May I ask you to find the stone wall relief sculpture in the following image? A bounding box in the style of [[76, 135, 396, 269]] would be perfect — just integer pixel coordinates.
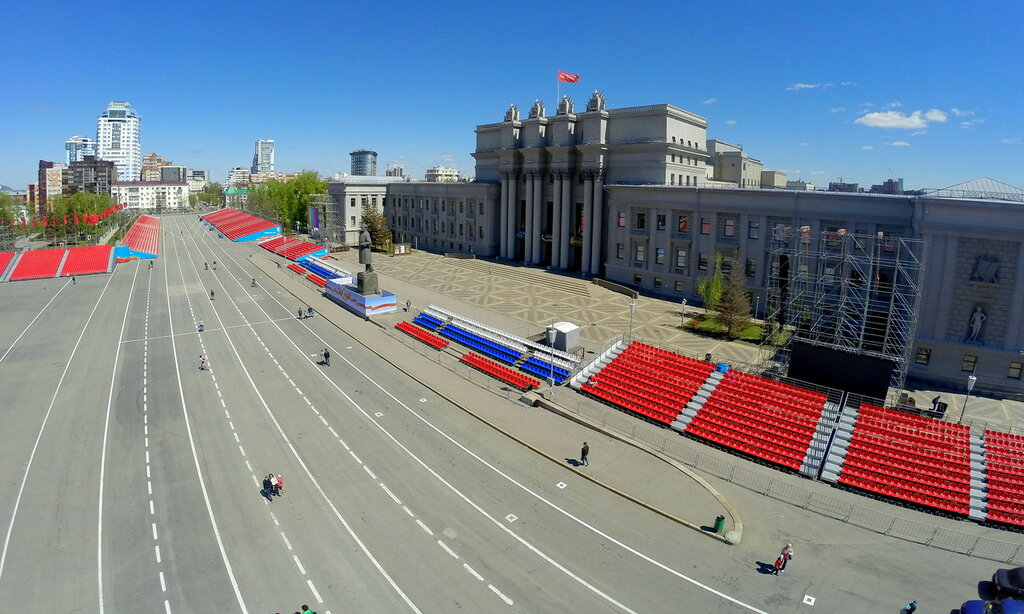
[[971, 254, 1000, 283]]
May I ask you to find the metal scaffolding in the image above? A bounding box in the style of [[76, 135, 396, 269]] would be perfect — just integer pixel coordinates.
[[309, 193, 348, 249], [758, 227, 925, 402]]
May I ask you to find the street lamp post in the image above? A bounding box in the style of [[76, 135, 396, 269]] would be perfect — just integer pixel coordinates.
[[680, 299, 688, 328], [546, 325, 557, 391], [754, 296, 761, 321], [957, 374, 978, 425], [628, 298, 637, 342]]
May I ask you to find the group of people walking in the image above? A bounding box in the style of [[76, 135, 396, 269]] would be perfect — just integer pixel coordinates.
[[262, 474, 285, 499]]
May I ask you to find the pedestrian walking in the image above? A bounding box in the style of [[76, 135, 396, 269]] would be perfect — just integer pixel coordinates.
[[301, 605, 314, 614], [71, 276, 76, 285], [404, 299, 411, 312], [205, 262, 208, 270], [262, 475, 274, 501], [580, 442, 589, 466], [199, 355, 206, 370], [307, 306, 314, 319], [277, 474, 285, 494], [902, 601, 917, 614], [779, 543, 794, 573], [298, 308, 303, 320], [210, 289, 215, 300], [772, 555, 784, 575], [323, 348, 330, 366], [270, 474, 281, 496], [198, 319, 204, 333], [251, 277, 256, 287]]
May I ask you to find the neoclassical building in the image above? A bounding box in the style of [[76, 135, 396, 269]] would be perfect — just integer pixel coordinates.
[[383, 94, 1024, 396]]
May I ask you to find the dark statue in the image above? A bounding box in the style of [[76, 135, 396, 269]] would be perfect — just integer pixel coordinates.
[[358, 226, 373, 273]]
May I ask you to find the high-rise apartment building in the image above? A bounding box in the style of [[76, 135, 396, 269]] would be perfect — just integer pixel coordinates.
[[227, 167, 251, 186], [350, 149, 378, 176], [37, 161, 68, 214], [252, 139, 275, 173], [187, 169, 210, 193], [65, 136, 97, 164], [66, 155, 116, 196], [96, 102, 141, 182], [141, 153, 173, 181]]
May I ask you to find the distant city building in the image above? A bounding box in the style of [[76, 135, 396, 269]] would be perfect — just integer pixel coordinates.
[[66, 155, 116, 196], [870, 178, 904, 195], [252, 139, 275, 173], [112, 180, 189, 210], [760, 170, 788, 189], [37, 161, 68, 212], [26, 184, 39, 208], [187, 169, 210, 193], [227, 167, 251, 186], [316, 176, 403, 246], [425, 165, 460, 183], [350, 149, 378, 176], [96, 101, 141, 182], [65, 136, 97, 164], [786, 180, 815, 191], [249, 171, 301, 185], [224, 186, 248, 208], [706, 140, 763, 188], [141, 153, 172, 181], [828, 181, 860, 193], [160, 166, 188, 183], [385, 165, 405, 178]]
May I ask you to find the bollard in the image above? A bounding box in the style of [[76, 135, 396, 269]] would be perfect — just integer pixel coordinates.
[[713, 514, 726, 533]]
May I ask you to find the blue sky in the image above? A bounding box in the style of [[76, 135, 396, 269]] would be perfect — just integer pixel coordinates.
[[2, 0, 1021, 191]]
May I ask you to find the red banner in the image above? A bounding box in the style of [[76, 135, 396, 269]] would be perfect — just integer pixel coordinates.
[[73, 213, 79, 224], [558, 71, 579, 83]]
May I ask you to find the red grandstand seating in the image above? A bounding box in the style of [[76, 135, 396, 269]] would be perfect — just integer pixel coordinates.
[[985, 430, 1024, 527], [837, 403, 973, 516], [460, 352, 540, 390], [396, 321, 449, 350], [123, 215, 160, 255], [9, 248, 66, 281], [305, 273, 327, 287], [59, 245, 112, 276], [0, 251, 14, 276], [287, 263, 306, 275], [203, 209, 277, 240]]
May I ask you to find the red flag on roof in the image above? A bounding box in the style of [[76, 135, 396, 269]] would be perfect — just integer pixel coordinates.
[[558, 71, 579, 83]]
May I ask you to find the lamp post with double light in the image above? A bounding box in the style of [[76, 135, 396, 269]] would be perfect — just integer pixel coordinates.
[[680, 298, 688, 328], [957, 374, 978, 425], [546, 325, 557, 391]]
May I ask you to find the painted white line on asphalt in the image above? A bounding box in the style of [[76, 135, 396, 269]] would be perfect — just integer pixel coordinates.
[[0, 279, 71, 365], [363, 466, 377, 480], [238, 445, 246, 457], [463, 563, 484, 581], [224, 410, 230, 419], [144, 414, 147, 424], [148, 481, 153, 495], [328, 427, 339, 438], [292, 555, 306, 575], [402, 506, 414, 518], [295, 388, 303, 396], [488, 584, 513, 606], [252, 475, 259, 486], [164, 599, 172, 614], [338, 438, 349, 451], [437, 540, 459, 559], [319, 415, 329, 426], [303, 396, 312, 405], [146, 451, 150, 465], [233, 433, 240, 443], [280, 532, 293, 551], [154, 545, 161, 563], [288, 378, 295, 386], [228, 421, 234, 430], [145, 437, 149, 448], [152, 523, 158, 540], [416, 519, 433, 536], [380, 483, 401, 505], [159, 570, 166, 591], [245, 460, 252, 472], [803, 595, 816, 606], [349, 451, 362, 464], [147, 466, 151, 479], [150, 500, 155, 515], [307, 579, 323, 604], [221, 398, 226, 407], [144, 425, 148, 436], [270, 512, 279, 526], [311, 406, 319, 415]]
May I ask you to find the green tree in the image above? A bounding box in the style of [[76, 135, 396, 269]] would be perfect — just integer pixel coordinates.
[[0, 192, 17, 221], [696, 252, 724, 313], [715, 257, 752, 339], [361, 204, 392, 249]]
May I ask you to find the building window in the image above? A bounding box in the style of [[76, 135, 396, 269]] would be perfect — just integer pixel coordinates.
[[700, 218, 710, 235], [1009, 362, 1023, 379], [745, 258, 756, 277], [657, 214, 666, 230], [350, 198, 356, 207], [721, 258, 733, 275], [636, 212, 646, 230], [674, 280, 685, 292], [618, 212, 626, 227], [724, 219, 736, 237], [634, 274, 643, 285], [748, 220, 760, 239], [677, 215, 689, 232], [479, 227, 483, 239], [675, 249, 688, 268], [656, 248, 665, 264], [350, 216, 356, 225], [615, 243, 624, 259], [962, 355, 978, 373], [670, 174, 675, 185], [635, 244, 646, 262], [698, 253, 708, 271], [915, 348, 931, 365], [654, 277, 663, 288]]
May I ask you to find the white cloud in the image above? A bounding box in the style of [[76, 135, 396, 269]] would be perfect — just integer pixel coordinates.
[[951, 108, 975, 116], [960, 118, 986, 128], [885, 100, 902, 109], [829, 107, 847, 113], [859, 102, 875, 108], [890, 141, 911, 147], [811, 170, 826, 175], [786, 82, 836, 91], [855, 108, 948, 129], [1000, 137, 1021, 144], [910, 130, 928, 136], [724, 119, 738, 125], [860, 145, 874, 150], [702, 97, 717, 104], [839, 81, 857, 86], [799, 142, 810, 146]]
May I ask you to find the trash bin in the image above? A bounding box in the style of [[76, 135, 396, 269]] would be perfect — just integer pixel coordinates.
[[713, 514, 726, 533]]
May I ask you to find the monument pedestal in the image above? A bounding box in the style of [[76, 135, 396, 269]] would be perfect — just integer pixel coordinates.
[[357, 271, 378, 295]]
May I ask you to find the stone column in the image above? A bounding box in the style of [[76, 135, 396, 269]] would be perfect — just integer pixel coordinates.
[[1006, 240, 1024, 346], [581, 171, 594, 275], [499, 174, 509, 259], [551, 172, 563, 269], [560, 173, 572, 269], [506, 173, 518, 261], [523, 171, 534, 263], [590, 170, 604, 275], [531, 172, 543, 264]]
